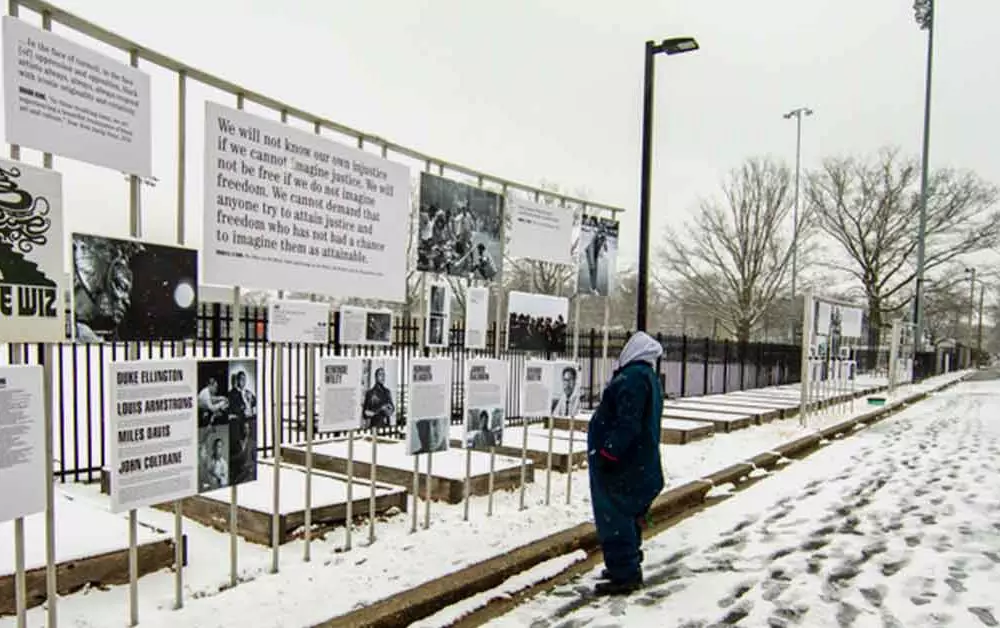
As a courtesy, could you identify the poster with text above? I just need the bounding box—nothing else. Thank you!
[521,360,554,419]
[108,359,198,513]
[0,159,64,343]
[196,358,258,493]
[814,298,864,360]
[361,357,400,429]
[318,356,363,432]
[0,365,45,522]
[464,286,489,350]
[550,360,581,417]
[507,291,569,353]
[507,197,574,265]
[425,281,451,348]
[203,102,409,301]
[2,17,152,177]
[338,305,393,346]
[268,299,329,344]
[72,233,198,343]
[417,172,503,280]
[577,216,619,297]
[406,358,451,455]
[464,358,507,450]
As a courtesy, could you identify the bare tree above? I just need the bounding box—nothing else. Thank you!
[806,148,1000,347]
[656,157,807,342]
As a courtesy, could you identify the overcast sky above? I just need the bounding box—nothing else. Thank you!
[8,0,1000,275]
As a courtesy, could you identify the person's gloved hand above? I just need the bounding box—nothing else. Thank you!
[596,448,619,473]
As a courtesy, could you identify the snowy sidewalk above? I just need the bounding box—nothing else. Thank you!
[489,375,1000,627]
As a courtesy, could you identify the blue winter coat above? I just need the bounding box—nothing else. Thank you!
[587,361,664,514]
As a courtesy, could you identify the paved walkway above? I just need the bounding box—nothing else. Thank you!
[489,375,1000,627]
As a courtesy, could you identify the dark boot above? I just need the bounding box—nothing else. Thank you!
[599,550,643,580]
[594,574,643,596]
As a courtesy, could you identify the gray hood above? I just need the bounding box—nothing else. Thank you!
[617,331,663,369]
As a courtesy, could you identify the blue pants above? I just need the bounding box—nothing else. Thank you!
[590,464,648,582]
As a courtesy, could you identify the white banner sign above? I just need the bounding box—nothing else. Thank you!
[319,357,363,432]
[507,197,574,265]
[464,286,489,350]
[338,305,393,346]
[0,365,46,522]
[202,102,409,301]
[109,359,198,513]
[268,299,329,344]
[520,360,554,418]
[407,358,451,455]
[0,159,64,343]
[464,358,507,450]
[2,17,152,177]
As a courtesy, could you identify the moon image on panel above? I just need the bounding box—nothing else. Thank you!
[174,280,196,309]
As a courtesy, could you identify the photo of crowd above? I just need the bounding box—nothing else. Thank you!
[417,172,503,280]
[506,291,569,353]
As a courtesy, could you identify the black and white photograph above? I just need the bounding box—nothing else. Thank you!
[365,310,393,344]
[196,358,258,492]
[72,233,198,343]
[464,408,503,450]
[425,281,451,348]
[507,291,569,353]
[417,172,503,280]
[361,358,399,429]
[407,417,449,455]
[576,216,619,297]
[550,362,581,417]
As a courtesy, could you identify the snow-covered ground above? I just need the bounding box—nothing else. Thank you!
[0,373,959,628]
[489,375,1000,628]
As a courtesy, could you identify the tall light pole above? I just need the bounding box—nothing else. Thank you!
[965,267,976,367]
[783,107,813,301]
[913,0,935,351]
[636,36,699,332]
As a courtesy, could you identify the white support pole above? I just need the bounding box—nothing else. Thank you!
[888,320,902,395]
[410,454,419,533]
[344,430,354,551]
[368,435,378,544]
[424,451,433,529]
[518,415,530,511]
[303,346,315,562]
[229,289,241,587]
[172,64,188,612]
[799,290,813,427]
[462,447,472,521]
[486,448,496,516]
[567,289,582,504]
[270,344,283,574]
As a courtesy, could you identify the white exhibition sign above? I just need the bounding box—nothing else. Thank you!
[318,356,364,432]
[0,365,46,522]
[0,158,65,343]
[506,196,575,265]
[268,299,329,344]
[108,359,198,513]
[464,286,489,350]
[521,360,554,418]
[202,102,410,301]
[2,17,152,177]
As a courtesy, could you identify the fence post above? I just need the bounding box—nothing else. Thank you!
[721,339,729,393]
[680,335,688,397]
[587,328,596,408]
[211,303,223,357]
[702,337,710,396]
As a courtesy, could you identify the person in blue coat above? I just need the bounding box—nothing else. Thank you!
[587,331,664,595]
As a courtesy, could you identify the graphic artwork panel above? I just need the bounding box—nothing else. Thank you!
[507,291,569,353]
[576,216,619,297]
[196,358,258,492]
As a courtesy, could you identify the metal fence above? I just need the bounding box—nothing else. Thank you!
[4,303,804,485]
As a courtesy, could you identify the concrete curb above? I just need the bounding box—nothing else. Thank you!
[311,374,970,628]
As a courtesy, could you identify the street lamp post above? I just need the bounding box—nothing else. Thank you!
[965,267,976,367]
[913,0,936,351]
[977,283,985,366]
[636,36,699,332]
[783,107,813,301]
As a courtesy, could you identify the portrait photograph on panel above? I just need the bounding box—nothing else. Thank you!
[464,407,504,450]
[550,362,581,417]
[425,281,451,348]
[576,216,619,297]
[417,172,503,280]
[72,233,198,343]
[196,358,258,492]
[507,291,569,353]
[361,358,399,429]
[365,310,393,345]
[407,417,449,455]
